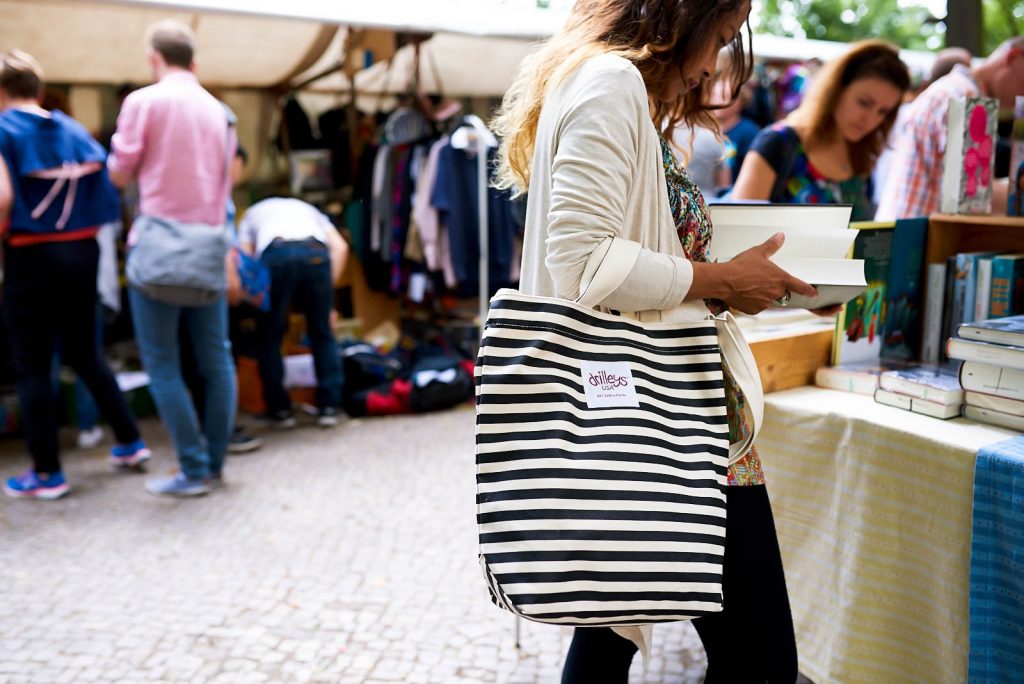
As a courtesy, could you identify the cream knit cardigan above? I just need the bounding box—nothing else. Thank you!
[518,53,714,656]
[520,53,710,325]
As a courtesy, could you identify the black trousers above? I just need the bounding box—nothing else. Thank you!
[561,485,798,684]
[2,239,141,474]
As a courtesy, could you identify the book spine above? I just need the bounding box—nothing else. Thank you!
[940,255,957,362]
[946,253,971,349]
[963,404,1024,431]
[874,388,912,411]
[815,367,877,395]
[922,262,946,364]
[960,361,1024,400]
[941,99,965,214]
[963,254,980,327]
[947,338,1024,372]
[965,390,1024,415]
[975,257,993,323]
[1012,259,1024,315]
[910,397,959,420]
[990,256,1014,318]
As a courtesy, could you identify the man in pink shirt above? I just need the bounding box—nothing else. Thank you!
[108,20,237,498]
[875,37,1024,220]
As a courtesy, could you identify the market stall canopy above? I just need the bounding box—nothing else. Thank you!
[1,0,937,94]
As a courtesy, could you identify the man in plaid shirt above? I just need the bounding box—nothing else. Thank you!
[876,37,1024,220]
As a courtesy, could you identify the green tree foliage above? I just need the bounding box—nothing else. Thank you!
[753,0,1022,55]
[983,0,1024,55]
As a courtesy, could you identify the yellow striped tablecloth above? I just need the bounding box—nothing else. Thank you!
[758,387,1016,684]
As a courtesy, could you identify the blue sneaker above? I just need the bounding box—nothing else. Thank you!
[111,440,151,469]
[145,473,209,498]
[4,469,69,500]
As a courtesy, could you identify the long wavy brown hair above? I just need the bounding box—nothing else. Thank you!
[787,40,910,176]
[492,0,752,196]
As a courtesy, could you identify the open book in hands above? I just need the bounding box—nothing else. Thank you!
[707,204,864,310]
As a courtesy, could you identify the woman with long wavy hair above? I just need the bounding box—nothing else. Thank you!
[492,1,815,681]
[731,40,910,219]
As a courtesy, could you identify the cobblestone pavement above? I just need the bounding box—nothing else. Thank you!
[0,408,710,683]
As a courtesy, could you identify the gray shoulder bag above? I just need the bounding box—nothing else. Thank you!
[126,118,233,307]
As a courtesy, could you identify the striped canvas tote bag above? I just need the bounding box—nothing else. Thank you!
[476,239,763,627]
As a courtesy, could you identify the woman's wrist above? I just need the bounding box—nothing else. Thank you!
[686,261,736,302]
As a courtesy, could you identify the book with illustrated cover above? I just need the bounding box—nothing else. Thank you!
[989,254,1024,318]
[878,365,963,405]
[941,97,999,215]
[963,404,1024,431]
[958,314,1024,347]
[833,222,905,365]
[815,360,909,396]
[879,218,928,360]
[833,219,927,365]
[707,204,862,310]
[964,391,1024,417]
[959,361,1024,400]
[874,388,961,419]
[947,337,1024,372]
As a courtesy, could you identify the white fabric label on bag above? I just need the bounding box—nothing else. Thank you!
[580,361,640,409]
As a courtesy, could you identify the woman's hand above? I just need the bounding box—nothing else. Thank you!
[719,233,818,315]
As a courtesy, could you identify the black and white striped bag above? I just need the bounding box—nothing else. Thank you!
[476,239,763,627]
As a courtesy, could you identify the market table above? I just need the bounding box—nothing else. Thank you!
[756,387,1016,684]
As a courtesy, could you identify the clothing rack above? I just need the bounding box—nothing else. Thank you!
[463,114,492,332]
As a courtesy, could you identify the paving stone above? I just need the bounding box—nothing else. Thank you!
[0,411,710,682]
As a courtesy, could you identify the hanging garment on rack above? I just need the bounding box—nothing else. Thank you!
[317,106,354,188]
[412,136,457,288]
[354,142,392,293]
[276,96,319,151]
[430,142,518,298]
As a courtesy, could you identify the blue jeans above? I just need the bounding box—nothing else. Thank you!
[129,288,237,479]
[258,240,342,414]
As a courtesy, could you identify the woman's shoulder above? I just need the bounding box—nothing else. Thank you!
[750,123,802,166]
[563,53,647,102]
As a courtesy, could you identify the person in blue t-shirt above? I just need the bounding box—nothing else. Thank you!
[711,75,760,185]
[0,50,149,500]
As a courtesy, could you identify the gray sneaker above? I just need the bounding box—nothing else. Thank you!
[146,473,209,497]
[317,407,342,428]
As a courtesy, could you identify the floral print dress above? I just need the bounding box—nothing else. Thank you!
[660,137,765,487]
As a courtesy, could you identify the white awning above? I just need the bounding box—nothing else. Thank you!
[1,0,937,94]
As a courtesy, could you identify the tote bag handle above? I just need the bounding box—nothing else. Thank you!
[576,238,763,465]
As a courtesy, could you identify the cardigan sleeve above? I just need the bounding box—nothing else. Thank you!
[544,64,693,311]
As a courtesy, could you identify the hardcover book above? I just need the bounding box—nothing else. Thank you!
[963,404,1024,431]
[941,97,999,215]
[959,361,1024,400]
[921,262,947,364]
[947,337,1024,372]
[989,254,1024,318]
[964,391,1024,417]
[878,365,963,405]
[958,314,1024,347]
[707,204,862,310]
[874,388,961,419]
[815,361,909,396]
[833,220,926,365]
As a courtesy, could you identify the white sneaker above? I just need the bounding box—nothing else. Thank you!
[76,426,105,450]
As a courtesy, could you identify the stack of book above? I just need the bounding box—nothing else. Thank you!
[947,315,1024,430]
[873,365,963,419]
